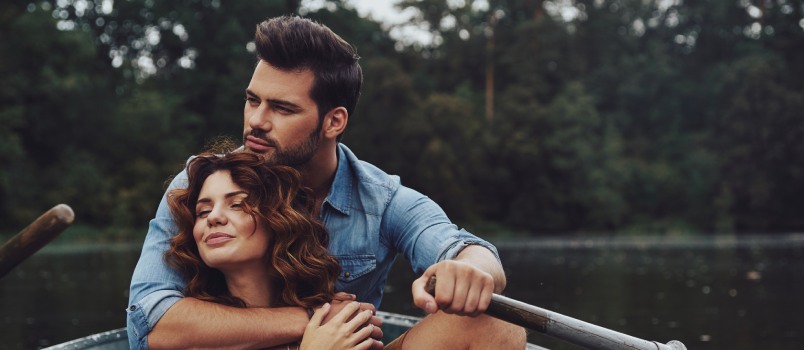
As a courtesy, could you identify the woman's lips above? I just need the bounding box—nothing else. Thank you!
[205,232,234,245]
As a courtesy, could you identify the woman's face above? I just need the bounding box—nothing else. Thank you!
[192,170,270,271]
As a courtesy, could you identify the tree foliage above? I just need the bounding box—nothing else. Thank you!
[2,0,803,235]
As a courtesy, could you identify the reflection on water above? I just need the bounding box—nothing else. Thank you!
[0,243,141,349]
[497,234,804,350]
[1,235,802,349]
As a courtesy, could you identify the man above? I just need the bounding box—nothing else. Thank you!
[128,16,525,349]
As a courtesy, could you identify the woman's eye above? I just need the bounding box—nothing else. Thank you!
[231,203,243,210]
[197,210,210,218]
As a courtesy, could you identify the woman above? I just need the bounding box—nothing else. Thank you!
[164,148,375,350]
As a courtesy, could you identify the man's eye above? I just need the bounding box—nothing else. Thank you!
[274,106,293,114]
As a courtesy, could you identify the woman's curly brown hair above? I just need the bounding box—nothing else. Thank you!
[165,150,340,308]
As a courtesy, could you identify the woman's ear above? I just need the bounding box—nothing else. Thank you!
[323,107,348,139]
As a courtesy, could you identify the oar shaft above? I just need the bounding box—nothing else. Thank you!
[0,204,74,279]
[425,277,686,350]
[487,293,687,350]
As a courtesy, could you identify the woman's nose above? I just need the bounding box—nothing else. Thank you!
[206,207,227,226]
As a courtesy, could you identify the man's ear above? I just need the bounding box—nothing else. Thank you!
[323,107,348,139]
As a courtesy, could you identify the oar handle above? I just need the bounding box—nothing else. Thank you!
[0,204,74,279]
[425,276,687,350]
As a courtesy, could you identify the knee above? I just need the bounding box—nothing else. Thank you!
[406,313,527,350]
[485,318,527,349]
[458,315,526,349]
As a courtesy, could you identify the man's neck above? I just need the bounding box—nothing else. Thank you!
[298,142,339,205]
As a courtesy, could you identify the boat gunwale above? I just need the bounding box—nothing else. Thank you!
[44,311,547,349]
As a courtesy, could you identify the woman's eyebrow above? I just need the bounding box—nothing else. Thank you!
[195,191,248,206]
[225,190,248,199]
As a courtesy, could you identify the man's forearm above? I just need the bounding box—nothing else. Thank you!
[148,297,308,349]
[454,245,507,293]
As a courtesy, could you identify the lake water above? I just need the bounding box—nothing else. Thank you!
[1,234,802,349]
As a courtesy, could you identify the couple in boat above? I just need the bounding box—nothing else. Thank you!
[127,15,525,350]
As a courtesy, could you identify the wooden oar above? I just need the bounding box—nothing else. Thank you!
[426,277,687,350]
[0,204,74,279]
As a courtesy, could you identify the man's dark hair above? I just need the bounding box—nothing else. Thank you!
[255,16,362,139]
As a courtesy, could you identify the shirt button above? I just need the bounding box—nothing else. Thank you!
[129,305,137,311]
[344,272,351,278]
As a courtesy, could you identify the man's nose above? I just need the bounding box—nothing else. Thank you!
[247,105,272,131]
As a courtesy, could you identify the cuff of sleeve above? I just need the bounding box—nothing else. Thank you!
[436,236,501,264]
[126,290,184,350]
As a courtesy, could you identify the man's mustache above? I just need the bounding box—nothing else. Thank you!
[245,131,279,147]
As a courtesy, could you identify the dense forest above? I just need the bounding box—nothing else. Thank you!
[1,0,803,237]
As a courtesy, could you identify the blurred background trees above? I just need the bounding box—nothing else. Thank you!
[2,0,803,236]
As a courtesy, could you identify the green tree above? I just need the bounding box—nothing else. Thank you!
[710,53,804,232]
[0,3,119,224]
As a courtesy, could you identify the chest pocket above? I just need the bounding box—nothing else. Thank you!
[335,255,376,283]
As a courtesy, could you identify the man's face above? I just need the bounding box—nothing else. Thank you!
[243,60,321,166]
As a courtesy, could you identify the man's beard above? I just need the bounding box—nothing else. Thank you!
[244,127,321,167]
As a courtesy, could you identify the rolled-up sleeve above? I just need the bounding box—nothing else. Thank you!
[383,186,500,274]
[435,232,500,263]
[127,171,189,350]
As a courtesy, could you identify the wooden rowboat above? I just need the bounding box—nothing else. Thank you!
[42,312,548,349]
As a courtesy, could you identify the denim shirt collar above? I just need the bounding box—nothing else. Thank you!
[323,144,353,215]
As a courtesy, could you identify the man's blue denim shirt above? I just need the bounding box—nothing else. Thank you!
[126,144,500,350]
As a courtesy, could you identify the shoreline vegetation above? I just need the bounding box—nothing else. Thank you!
[4,223,803,250]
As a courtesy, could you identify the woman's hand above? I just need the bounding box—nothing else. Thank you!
[299,302,377,350]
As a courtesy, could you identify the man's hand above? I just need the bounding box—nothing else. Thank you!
[410,259,495,317]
